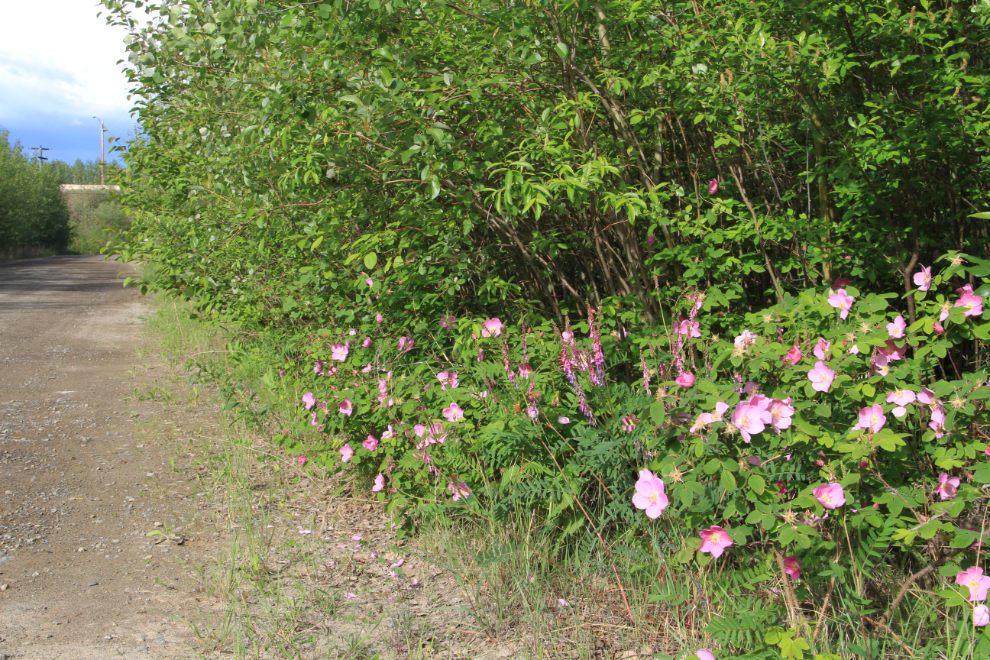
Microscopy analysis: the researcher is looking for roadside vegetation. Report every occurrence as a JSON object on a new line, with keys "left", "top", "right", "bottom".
{"left": 0, "top": 127, "right": 130, "bottom": 258}
{"left": 103, "top": 0, "right": 990, "bottom": 657}
{"left": 0, "top": 128, "right": 72, "bottom": 259}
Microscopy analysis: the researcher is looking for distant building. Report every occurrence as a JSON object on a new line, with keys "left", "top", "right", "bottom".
{"left": 59, "top": 184, "right": 121, "bottom": 194}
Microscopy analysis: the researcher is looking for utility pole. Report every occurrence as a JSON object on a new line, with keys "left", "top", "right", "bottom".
{"left": 31, "top": 146, "right": 51, "bottom": 169}
{"left": 92, "top": 117, "right": 106, "bottom": 185}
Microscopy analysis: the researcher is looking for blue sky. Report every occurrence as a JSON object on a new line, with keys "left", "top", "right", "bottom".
{"left": 0, "top": 0, "right": 136, "bottom": 165}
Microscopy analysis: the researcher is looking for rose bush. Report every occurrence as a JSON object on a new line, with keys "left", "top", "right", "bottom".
{"left": 281, "top": 251, "right": 990, "bottom": 657}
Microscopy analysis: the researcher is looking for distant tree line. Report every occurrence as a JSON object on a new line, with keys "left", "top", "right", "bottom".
{"left": 0, "top": 127, "right": 125, "bottom": 252}
{"left": 49, "top": 158, "right": 123, "bottom": 186}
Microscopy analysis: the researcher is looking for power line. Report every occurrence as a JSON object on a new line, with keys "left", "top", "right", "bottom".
{"left": 31, "top": 146, "right": 51, "bottom": 169}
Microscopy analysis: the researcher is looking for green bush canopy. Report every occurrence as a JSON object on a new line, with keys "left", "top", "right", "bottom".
{"left": 0, "top": 128, "right": 72, "bottom": 251}
{"left": 104, "top": 0, "right": 990, "bottom": 331}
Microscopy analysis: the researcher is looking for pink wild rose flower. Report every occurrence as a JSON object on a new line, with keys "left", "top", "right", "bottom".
{"left": 361, "top": 336, "right": 372, "bottom": 348}
{"left": 784, "top": 556, "right": 801, "bottom": 580}
{"left": 930, "top": 404, "right": 946, "bottom": 431}
{"left": 696, "top": 651, "right": 716, "bottom": 660}
{"left": 827, "top": 288, "right": 855, "bottom": 319}
{"left": 339, "top": 399, "right": 353, "bottom": 416}
{"left": 880, "top": 339, "right": 906, "bottom": 361}
{"left": 708, "top": 179, "right": 719, "bottom": 195}
{"left": 690, "top": 412, "right": 716, "bottom": 433}
{"left": 734, "top": 330, "right": 758, "bottom": 349}
{"left": 917, "top": 387, "right": 936, "bottom": 405}
{"left": 976, "top": 605, "right": 990, "bottom": 627}
{"left": 302, "top": 392, "right": 316, "bottom": 410}
{"left": 887, "top": 389, "right": 916, "bottom": 406}
{"left": 913, "top": 265, "right": 932, "bottom": 291}
{"left": 814, "top": 483, "right": 846, "bottom": 509}
{"left": 731, "top": 397, "right": 772, "bottom": 443}
{"left": 783, "top": 345, "right": 802, "bottom": 365}
{"left": 331, "top": 343, "right": 349, "bottom": 361}
{"left": 339, "top": 444, "right": 354, "bottom": 463}
{"left": 808, "top": 361, "right": 836, "bottom": 392}
{"left": 940, "top": 301, "right": 952, "bottom": 323}
{"left": 373, "top": 474, "right": 385, "bottom": 492}
{"left": 699, "top": 526, "right": 734, "bottom": 558}
{"left": 768, "top": 398, "right": 795, "bottom": 433}
{"left": 632, "top": 469, "right": 669, "bottom": 519}
{"left": 853, "top": 404, "right": 886, "bottom": 434}
{"left": 675, "top": 372, "right": 696, "bottom": 388}
{"left": 481, "top": 318, "right": 503, "bottom": 337}
{"left": 298, "top": 455, "right": 307, "bottom": 466}
{"left": 886, "top": 315, "right": 907, "bottom": 339}
{"left": 936, "top": 473, "right": 960, "bottom": 500}
{"left": 443, "top": 402, "right": 465, "bottom": 422}
{"left": 363, "top": 435, "right": 379, "bottom": 451}
{"left": 956, "top": 284, "right": 984, "bottom": 318}
{"left": 957, "top": 566, "right": 990, "bottom": 602}
{"left": 437, "top": 370, "right": 460, "bottom": 390}
{"left": 813, "top": 338, "right": 831, "bottom": 360}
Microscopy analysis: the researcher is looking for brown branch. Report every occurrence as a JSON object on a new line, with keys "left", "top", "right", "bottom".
{"left": 880, "top": 545, "right": 968, "bottom": 625}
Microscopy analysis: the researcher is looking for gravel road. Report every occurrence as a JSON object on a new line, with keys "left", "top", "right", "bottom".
{"left": 0, "top": 256, "right": 215, "bottom": 659}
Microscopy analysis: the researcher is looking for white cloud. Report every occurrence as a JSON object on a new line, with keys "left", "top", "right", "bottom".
{"left": 0, "top": 0, "right": 135, "bottom": 132}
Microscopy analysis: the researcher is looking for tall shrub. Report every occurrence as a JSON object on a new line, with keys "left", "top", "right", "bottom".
{"left": 0, "top": 128, "right": 72, "bottom": 251}
{"left": 104, "top": 0, "right": 990, "bottom": 331}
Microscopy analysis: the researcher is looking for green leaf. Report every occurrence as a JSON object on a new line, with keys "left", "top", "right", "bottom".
{"left": 555, "top": 42, "right": 569, "bottom": 58}
{"left": 697, "top": 379, "right": 719, "bottom": 395}
{"left": 650, "top": 401, "right": 666, "bottom": 426}
{"left": 749, "top": 474, "right": 766, "bottom": 495}
{"left": 721, "top": 469, "right": 737, "bottom": 492}
{"left": 364, "top": 252, "right": 378, "bottom": 269}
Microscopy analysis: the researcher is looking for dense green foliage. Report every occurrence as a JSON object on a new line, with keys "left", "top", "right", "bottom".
{"left": 0, "top": 128, "right": 72, "bottom": 251}
{"left": 104, "top": 0, "right": 990, "bottom": 330}
{"left": 50, "top": 158, "right": 123, "bottom": 185}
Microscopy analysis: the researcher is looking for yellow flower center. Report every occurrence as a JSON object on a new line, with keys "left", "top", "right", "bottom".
{"left": 821, "top": 493, "right": 832, "bottom": 504}
{"left": 648, "top": 493, "right": 658, "bottom": 504}
{"left": 709, "top": 533, "right": 721, "bottom": 544}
